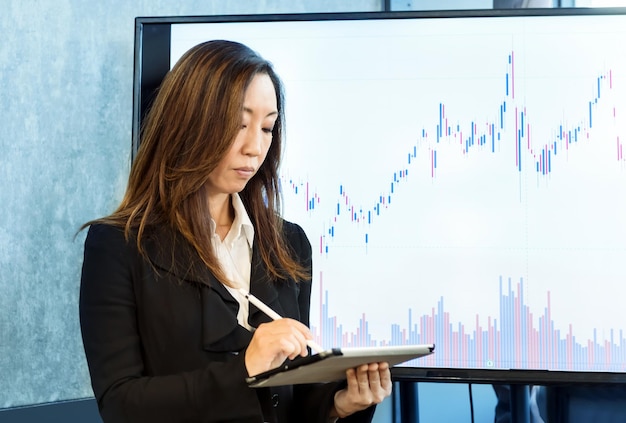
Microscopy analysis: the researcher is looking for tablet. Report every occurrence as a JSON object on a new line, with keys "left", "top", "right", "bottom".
{"left": 246, "top": 344, "right": 435, "bottom": 388}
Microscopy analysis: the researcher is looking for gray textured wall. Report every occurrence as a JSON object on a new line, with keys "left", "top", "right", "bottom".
{"left": 0, "top": 0, "right": 382, "bottom": 409}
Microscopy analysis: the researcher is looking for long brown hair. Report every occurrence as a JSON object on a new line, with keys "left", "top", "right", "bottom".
{"left": 86, "top": 40, "right": 309, "bottom": 285}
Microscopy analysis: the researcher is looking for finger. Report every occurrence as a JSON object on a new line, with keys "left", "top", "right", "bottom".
{"left": 355, "top": 364, "right": 371, "bottom": 392}
{"left": 281, "top": 317, "right": 314, "bottom": 337}
{"left": 290, "top": 323, "right": 312, "bottom": 357}
{"left": 279, "top": 319, "right": 313, "bottom": 345}
{"left": 269, "top": 321, "right": 309, "bottom": 359}
{"left": 253, "top": 321, "right": 308, "bottom": 359}
{"left": 283, "top": 332, "right": 309, "bottom": 359}
{"left": 367, "top": 364, "right": 381, "bottom": 386}
{"left": 378, "top": 362, "right": 392, "bottom": 393}
{"left": 345, "top": 367, "right": 358, "bottom": 391}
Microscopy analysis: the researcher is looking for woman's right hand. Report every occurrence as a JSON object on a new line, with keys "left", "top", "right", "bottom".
{"left": 244, "top": 318, "right": 313, "bottom": 377}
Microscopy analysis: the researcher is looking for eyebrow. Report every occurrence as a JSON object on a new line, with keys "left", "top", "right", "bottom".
{"left": 243, "top": 107, "right": 278, "bottom": 119}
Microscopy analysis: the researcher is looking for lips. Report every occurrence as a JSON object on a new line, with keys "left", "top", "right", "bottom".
{"left": 234, "top": 166, "right": 256, "bottom": 177}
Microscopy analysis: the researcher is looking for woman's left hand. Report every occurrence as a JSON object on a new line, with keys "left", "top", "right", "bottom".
{"left": 331, "top": 362, "right": 393, "bottom": 419}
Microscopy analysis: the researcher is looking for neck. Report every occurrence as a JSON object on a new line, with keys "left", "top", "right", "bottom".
{"left": 210, "top": 193, "right": 234, "bottom": 228}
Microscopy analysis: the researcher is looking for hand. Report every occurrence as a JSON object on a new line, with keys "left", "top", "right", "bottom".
{"left": 331, "top": 362, "right": 393, "bottom": 419}
{"left": 244, "top": 318, "right": 313, "bottom": 377}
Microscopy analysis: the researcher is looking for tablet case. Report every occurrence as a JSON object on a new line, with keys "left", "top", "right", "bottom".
{"left": 246, "top": 344, "right": 435, "bottom": 388}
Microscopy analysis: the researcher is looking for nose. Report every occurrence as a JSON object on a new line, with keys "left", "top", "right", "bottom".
{"left": 242, "top": 127, "right": 264, "bottom": 157}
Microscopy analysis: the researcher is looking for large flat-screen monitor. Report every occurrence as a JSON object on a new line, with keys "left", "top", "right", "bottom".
{"left": 132, "top": 8, "right": 626, "bottom": 384}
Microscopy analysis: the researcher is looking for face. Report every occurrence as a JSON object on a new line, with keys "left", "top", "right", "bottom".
{"left": 206, "top": 73, "right": 278, "bottom": 198}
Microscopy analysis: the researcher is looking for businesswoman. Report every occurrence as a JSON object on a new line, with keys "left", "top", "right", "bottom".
{"left": 79, "top": 40, "right": 392, "bottom": 422}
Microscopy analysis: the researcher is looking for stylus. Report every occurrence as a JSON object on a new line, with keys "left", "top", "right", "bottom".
{"left": 237, "top": 288, "right": 325, "bottom": 354}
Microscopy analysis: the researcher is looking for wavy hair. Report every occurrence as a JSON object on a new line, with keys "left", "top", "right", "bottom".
{"left": 86, "top": 40, "right": 309, "bottom": 285}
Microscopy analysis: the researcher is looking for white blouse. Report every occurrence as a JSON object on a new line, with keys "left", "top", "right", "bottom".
{"left": 210, "top": 193, "right": 255, "bottom": 330}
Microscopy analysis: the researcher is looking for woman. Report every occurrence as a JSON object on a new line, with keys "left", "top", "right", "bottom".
{"left": 79, "top": 40, "right": 392, "bottom": 422}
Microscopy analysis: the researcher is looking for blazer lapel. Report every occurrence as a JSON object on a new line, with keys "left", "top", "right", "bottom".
{"left": 143, "top": 226, "right": 251, "bottom": 352}
{"left": 247, "top": 244, "right": 285, "bottom": 328}
{"left": 199, "top": 285, "right": 252, "bottom": 352}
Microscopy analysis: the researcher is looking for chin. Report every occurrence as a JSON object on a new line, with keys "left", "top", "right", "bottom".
{"left": 232, "top": 183, "right": 249, "bottom": 193}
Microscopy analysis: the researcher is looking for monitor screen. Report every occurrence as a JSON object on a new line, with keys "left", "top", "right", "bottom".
{"left": 132, "top": 8, "right": 626, "bottom": 384}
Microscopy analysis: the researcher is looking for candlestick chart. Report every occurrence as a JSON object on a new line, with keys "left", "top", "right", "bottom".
{"left": 277, "top": 18, "right": 626, "bottom": 372}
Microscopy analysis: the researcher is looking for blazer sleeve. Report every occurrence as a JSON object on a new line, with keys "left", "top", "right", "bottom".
{"left": 283, "top": 222, "right": 377, "bottom": 423}
{"left": 79, "top": 224, "right": 263, "bottom": 423}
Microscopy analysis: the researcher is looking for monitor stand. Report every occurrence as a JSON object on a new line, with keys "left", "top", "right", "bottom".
{"left": 510, "top": 384, "right": 530, "bottom": 423}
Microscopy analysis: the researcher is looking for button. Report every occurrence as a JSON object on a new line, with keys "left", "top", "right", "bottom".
{"left": 271, "top": 393, "right": 279, "bottom": 407}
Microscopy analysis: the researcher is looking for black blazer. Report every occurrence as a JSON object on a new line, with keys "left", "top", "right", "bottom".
{"left": 79, "top": 223, "right": 375, "bottom": 423}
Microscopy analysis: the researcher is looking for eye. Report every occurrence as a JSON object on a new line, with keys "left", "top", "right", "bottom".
{"left": 263, "top": 119, "right": 277, "bottom": 134}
